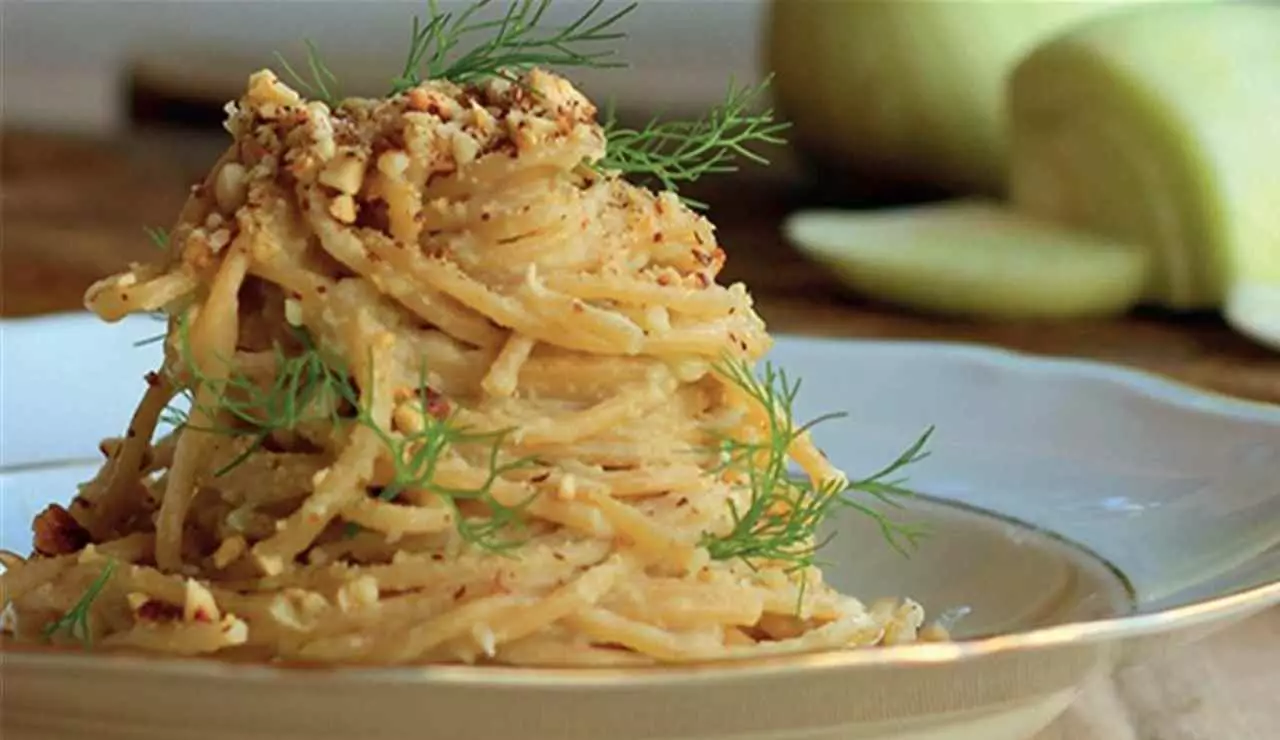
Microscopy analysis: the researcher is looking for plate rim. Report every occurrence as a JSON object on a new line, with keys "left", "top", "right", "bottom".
{"left": 2, "top": 312, "right": 1277, "bottom": 683}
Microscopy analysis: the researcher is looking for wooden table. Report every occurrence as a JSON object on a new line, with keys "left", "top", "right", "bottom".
{"left": 3, "top": 129, "right": 1277, "bottom": 738}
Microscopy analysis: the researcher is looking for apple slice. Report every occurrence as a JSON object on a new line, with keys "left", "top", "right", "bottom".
{"left": 1226, "top": 284, "right": 1280, "bottom": 352}
{"left": 765, "top": 0, "right": 1163, "bottom": 196}
{"left": 784, "top": 200, "right": 1150, "bottom": 320}
{"left": 1009, "top": 3, "right": 1280, "bottom": 312}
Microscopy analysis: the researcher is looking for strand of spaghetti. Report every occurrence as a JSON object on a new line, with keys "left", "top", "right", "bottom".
{"left": 418, "top": 130, "right": 602, "bottom": 202}
{"left": 79, "top": 374, "right": 174, "bottom": 539}
{"left": 544, "top": 274, "right": 746, "bottom": 318}
{"left": 551, "top": 462, "right": 707, "bottom": 497}
{"left": 0, "top": 556, "right": 70, "bottom": 606}
{"left": 304, "top": 188, "right": 505, "bottom": 348}
{"left": 83, "top": 144, "right": 239, "bottom": 322}
{"left": 481, "top": 333, "right": 535, "bottom": 397}
{"left": 359, "top": 239, "right": 507, "bottom": 350}
{"left": 584, "top": 490, "right": 700, "bottom": 572}
{"left": 155, "top": 246, "right": 251, "bottom": 570}
{"left": 515, "top": 433, "right": 703, "bottom": 472}
{"left": 367, "top": 153, "right": 422, "bottom": 246}
{"left": 438, "top": 183, "right": 611, "bottom": 277}
{"left": 485, "top": 554, "right": 627, "bottom": 647}
{"left": 642, "top": 317, "right": 770, "bottom": 357}
{"left": 101, "top": 617, "right": 250, "bottom": 656}
{"left": 515, "top": 354, "right": 668, "bottom": 401}
{"left": 249, "top": 334, "right": 395, "bottom": 575}
{"left": 516, "top": 267, "right": 647, "bottom": 354}
{"left": 789, "top": 431, "right": 847, "bottom": 486}
{"left": 432, "top": 184, "right": 579, "bottom": 254}
{"left": 84, "top": 270, "right": 199, "bottom": 323}
{"left": 759, "top": 587, "right": 849, "bottom": 622}
{"left": 340, "top": 497, "right": 455, "bottom": 540}
{"left": 722, "top": 614, "right": 886, "bottom": 658}
{"left": 97, "top": 432, "right": 176, "bottom": 475}
{"left": 214, "top": 453, "right": 328, "bottom": 507}
{"left": 311, "top": 280, "right": 494, "bottom": 397}
{"left": 301, "top": 594, "right": 530, "bottom": 663}
{"left": 605, "top": 577, "right": 767, "bottom": 631}
{"left": 225, "top": 537, "right": 611, "bottom": 597}
{"left": 423, "top": 460, "right": 613, "bottom": 537}
{"left": 302, "top": 530, "right": 444, "bottom": 566}
{"left": 597, "top": 185, "right": 719, "bottom": 275}
{"left": 496, "top": 634, "right": 656, "bottom": 666}
{"left": 248, "top": 427, "right": 381, "bottom": 576}
{"left": 714, "top": 368, "right": 844, "bottom": 486}
{"left": 563, "top": 608, "right": 727, "bottom": 662}
{"left": 246, "top": 254, "right": 333, "bottom": 302}
{"left": 515, "top": 377, "right": 674, "bottom": 446}
{"left": 414, "top": 257, "right": 642, "bottom": 354}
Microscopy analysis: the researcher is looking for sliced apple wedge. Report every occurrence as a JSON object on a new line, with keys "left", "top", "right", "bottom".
{"left": 1009, "top": 3, "right": 1280, "bottom": 312}
{"left": 784, "top": 200, "right": 1150, "bottom": 320}
{"left": 1226, "top": 284, "right": 1280, "bottom": 352}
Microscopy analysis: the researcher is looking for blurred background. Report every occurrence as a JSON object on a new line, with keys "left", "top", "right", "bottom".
{"left": 2, "top": 0, "right": 1277, "bottom": 404}
{"left": 4, "top": 0, "right": 764, "bottom": 133}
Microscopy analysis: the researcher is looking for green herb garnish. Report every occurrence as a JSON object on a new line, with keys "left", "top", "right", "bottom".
{"left": 143, "top": 225, "right": 170, "bottom": 250}
{"left": 133, "top": 332, "right": 167, "bottom": 348}
{"left": 702, "top": 359, "right": 930, "bottom": 571}
{"left": 135, "top": 225, "right": 173, "bottom": 342}
{"left": 362, "top": 370, "right": 539, "bottom": 552}
{"left": 391, "top": 0, "right": 635, "bottom": 94}
{"left": 42, "top": 560, "right": 117, "bottom": 647}
{"left": 169, "top": 319, "right": 537, "bottom": 552}
{"left": 166, "top": 318, "right": 354, "bottom": 476}
{"left": 275, "top": 39, "right": 341, "bottom": 107}
{"left": 598, "top": 78, "right": 789, "bottom": 208}
{"left": 261, "top": 1, "right": 782, "bottom": 207}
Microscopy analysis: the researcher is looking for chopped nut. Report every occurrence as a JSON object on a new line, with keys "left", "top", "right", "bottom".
{"left": 406, "top": 87, "right": 433, "bottom": 113}
{"left": 211, "top": 536, "right": 247, "bottom": 570}
{"left": 246, "top": 70, "right": 302, "bottom": 108}
{"left": 284, "top": 298, "right": 304, "bottom": 327}
{"left": 336, "top": 576, "right": 379, "bottom": 612}
{"left": 184, "top": 579, "right": 222, "bottom": 623}
{"left": 557, "top": 474, "right": 578, "bottom": 501}
{"left": 328, "top": 194, "right": 357, "bottom": 224}
{"left": 134, "top": 598, "right": 184, "bottom": 623}
{"left": 919, "top": 623, "right": 951, "bottom": 642}
{"left": 377, "top": 150, "right": 410, "bottom": 178}
{"left": 215, "top": 162, "right": 249, "bottom": 212}
{"left": 451, "top": 133, "right": 481, "bottom": 166}
{"left": 126, "top": 592, "right": 151, "bottom": 612}
{"left": 208, "top": 229, "right": 232, "bottom": 252}
{"left": 220, "top": 615, "right": 250, "bottom": 645}
{"left": 319, "top": 150, "right": 368, "bottom": 195}
{"left": 32, "top": 505, "right": 90, "bottom": 556}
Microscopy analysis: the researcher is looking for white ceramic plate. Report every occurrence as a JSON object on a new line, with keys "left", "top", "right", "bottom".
{"left": 3, "top": 313, "right": 1279, "bottom": 740}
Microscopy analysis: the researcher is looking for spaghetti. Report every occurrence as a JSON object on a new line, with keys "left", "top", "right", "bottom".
{"left": 0, "top": 68, "right": 934, "bottom": 665}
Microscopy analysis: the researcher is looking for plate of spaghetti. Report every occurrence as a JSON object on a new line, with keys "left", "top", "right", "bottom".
{"left": 3, "top": 3, "right": 1279, "bottom": 740}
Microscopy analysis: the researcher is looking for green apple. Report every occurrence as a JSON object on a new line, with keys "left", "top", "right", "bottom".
{"left": 784, "top": 200, "right": 1150, "bottom": 320}
{"left": 765, "top": 0, "right": 1157, "bottom": 197}
{"left": 1009, "top": 2, "right": 1280, "bottom": 312}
